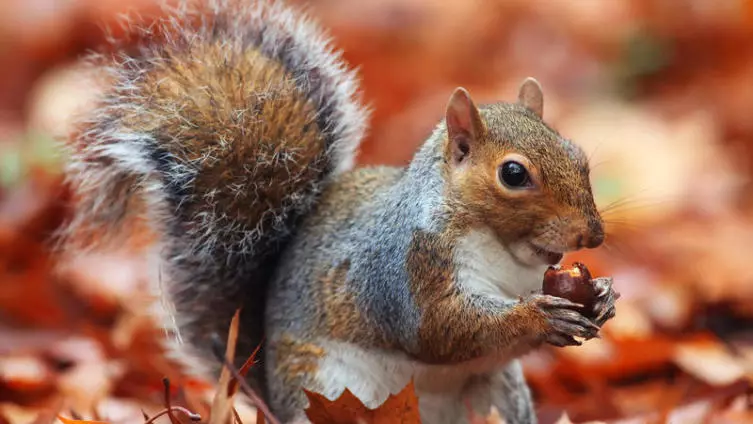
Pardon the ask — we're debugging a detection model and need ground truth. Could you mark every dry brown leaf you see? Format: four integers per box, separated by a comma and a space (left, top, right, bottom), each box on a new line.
554, 413, 575, 424
673, 339, 748, 386
303, 379, 420, 424
0, 356, 54, 392
227, 342, 261, 398
712, 394, 753, 423
209, 309, 241, 424
555, 412, 607, 424
56, 415, 109, 424
3, 1, 753, 424
303, 388, 366, 423
0, 355, 57, 406
373, 379, 420, 424
0, 403, 54, 424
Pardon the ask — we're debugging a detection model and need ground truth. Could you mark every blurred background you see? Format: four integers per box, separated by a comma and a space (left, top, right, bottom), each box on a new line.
2, 0, 753, 423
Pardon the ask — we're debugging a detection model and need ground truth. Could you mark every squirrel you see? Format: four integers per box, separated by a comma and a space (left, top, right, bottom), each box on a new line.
59, 0, 618, 423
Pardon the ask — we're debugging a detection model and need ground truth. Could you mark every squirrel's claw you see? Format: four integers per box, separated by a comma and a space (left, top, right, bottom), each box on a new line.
547, 333, 582, 347
593, 276, 613, 298
527, 294, 601, 347
591, 277, 618, 327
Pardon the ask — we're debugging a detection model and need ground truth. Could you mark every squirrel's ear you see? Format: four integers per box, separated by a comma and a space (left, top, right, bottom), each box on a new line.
445, 87, 484, 165
517, 77, 544, 118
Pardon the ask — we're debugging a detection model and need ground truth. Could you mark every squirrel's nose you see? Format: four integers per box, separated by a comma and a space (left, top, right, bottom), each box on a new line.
585, 230, 604, 248
576, 220, 605, 249
581, 220, 605, 249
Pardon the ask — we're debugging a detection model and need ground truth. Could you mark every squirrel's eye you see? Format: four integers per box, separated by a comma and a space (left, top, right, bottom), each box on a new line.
499, 161, 531, 188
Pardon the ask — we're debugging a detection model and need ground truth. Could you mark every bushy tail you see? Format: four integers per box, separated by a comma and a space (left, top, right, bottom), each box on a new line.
60, 0, 368, 387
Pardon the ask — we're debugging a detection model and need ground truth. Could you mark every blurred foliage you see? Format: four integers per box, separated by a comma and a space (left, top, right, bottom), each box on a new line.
1, 0, 753, 423
0, 132, 61, 188
613, 29, 674, 99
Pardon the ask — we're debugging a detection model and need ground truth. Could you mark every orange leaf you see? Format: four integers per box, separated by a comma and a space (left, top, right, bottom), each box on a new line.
303, 379, 421, 424
373, 379, 420, 424
228, 341, 262, 397
56, 415, 109, 424
303, 387, 367, 423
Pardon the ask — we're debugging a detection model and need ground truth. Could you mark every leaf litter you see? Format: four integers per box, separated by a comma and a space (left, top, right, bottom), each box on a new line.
3, 0, 753, 423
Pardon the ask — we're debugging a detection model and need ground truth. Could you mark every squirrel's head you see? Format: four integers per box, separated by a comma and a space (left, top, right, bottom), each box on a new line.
442, 78, 603, 267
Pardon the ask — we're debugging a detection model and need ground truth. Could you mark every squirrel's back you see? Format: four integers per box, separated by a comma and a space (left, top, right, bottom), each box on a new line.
61, 0, 368, 383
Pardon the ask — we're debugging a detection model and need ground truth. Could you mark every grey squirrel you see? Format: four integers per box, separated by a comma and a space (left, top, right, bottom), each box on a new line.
60, 0, 618, 422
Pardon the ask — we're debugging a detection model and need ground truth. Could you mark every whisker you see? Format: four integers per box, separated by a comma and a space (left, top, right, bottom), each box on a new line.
599, 238, 639, 258
586, 143, 605, 169
603, 219, 650, 231
599, 194, 677, 216
599, 196, 651, 212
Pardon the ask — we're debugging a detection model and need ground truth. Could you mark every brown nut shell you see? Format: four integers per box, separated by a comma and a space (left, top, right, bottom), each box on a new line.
542, 262, 598, 318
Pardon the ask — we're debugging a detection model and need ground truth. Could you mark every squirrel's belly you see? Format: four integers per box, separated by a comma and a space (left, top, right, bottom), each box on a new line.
313, 339, 513, 423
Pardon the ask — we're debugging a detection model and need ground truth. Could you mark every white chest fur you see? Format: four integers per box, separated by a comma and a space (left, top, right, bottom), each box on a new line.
315, 340, 521, 424
454, 227, 547, 299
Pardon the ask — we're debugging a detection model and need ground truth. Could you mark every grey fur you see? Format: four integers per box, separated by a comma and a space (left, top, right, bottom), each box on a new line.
264, 147, 446, 419
59, 0, 368, 383
264, 123, 546, 422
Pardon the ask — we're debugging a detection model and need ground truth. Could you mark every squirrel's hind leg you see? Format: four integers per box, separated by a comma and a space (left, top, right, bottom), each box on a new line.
464, 360, 538, 424
263, 335, 325, 423
265, 336, 416, 422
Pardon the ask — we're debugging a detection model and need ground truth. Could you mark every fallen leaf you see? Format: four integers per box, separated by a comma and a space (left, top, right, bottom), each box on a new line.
554, 413, 574, 424
555, 411, 607, 424
209, 309, 241, 424
673, 339, 747, 386
0, 355, 56, 405
303, 379, 420, 424
227, 342, 261, 397
303, 387, 372, 423
56, 415, 109, 424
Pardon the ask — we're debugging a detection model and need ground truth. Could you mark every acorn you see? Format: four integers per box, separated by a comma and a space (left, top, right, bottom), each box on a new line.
542, 262, 598, 318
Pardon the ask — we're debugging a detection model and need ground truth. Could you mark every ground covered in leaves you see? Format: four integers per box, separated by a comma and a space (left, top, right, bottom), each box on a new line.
2, 0, 753, 423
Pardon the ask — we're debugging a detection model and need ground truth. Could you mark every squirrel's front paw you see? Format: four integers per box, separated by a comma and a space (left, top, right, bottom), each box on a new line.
526, 294, 601, 347
591, 276, 618, 327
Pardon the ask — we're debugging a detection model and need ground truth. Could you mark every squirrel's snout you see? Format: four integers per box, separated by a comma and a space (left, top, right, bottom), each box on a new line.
581, 231, 604, 249
578, 220, 605, 249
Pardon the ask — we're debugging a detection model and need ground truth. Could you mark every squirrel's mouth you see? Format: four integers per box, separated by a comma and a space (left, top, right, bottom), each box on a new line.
530, 244, 564, 265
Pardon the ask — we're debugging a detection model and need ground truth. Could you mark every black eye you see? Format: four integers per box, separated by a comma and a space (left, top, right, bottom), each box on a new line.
499, 161, 531, 188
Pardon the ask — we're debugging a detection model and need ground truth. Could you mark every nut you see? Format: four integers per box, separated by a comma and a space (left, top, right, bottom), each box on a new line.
542, 262, 598, 318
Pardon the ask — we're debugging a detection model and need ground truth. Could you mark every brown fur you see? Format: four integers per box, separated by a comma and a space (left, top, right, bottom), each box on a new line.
442, 102, 603, 252
407, 229, 549, 364
59, 0, 371, 398
304, 167, 403, 348
124, 42, 326, 238
306, 166, 404, 228
313, 261, 391, 347
274, 334, 326, 393
404, 92, 602, 363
